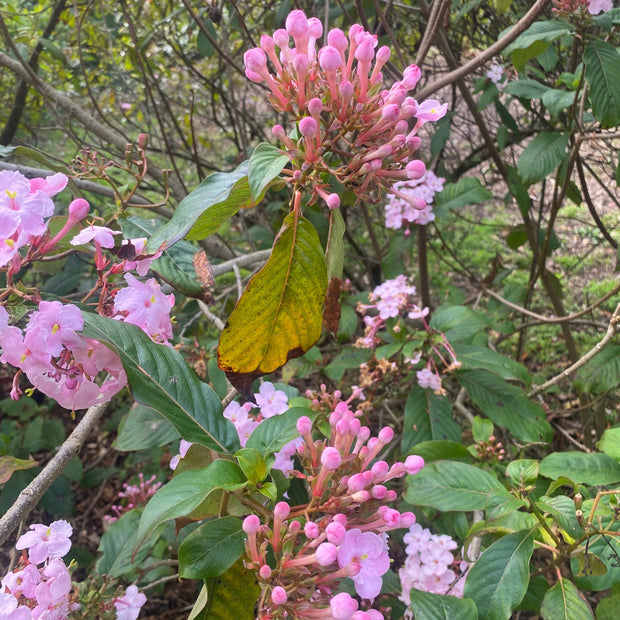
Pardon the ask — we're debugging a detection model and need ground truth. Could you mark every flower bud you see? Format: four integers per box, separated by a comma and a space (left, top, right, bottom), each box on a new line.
299, 117, 318, 137
304, 521, 319, 539
405, 454, 425, 475
406, 160, 426, 180
68, 198, 89, 221
259, 564, 272, 579
330, 592, 358, 618
316, 542, 338, 566
243, 515, 260, 534
274, 501, 290, 519
297, 415, 313, 435
326, 521, 346, 545
327, 28, 348, 52
319, 45, 343, 72
308, 97, 323, 116
271, 586, 288, 605
403, 64, 421, 90
326, 193, 340, 209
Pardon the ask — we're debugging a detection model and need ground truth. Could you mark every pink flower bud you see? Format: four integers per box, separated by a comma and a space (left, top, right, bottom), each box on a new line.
321, 447, 342, 470
330, 592, 359, 618
273, 29, 289, 49
355, 37, 375, 63
299, 117, 318, 137
308, 17, 323, 39
386, 490, 397, 501
350, 490, 370, 503
316, 542, 338, 566
286, 10, 308, 37
289, 520, 301, 534
403, 64, 421, 90
328, 28, 348, 52
274, 501, 290, 519
297, 415, 313, 435
242, 515, 260, 534
347, 473, 366, 493
326, 521, 346, 545
272, 125, 286, 140
68, 198, 89, 221
406, 160, 426, 180
326, 193, 340, 209
381, 104, 400, 121
308, 97, 323, 116
407, 134, 422, 151
375, 45, 391, 66
399, 512, 416, 528
244, 48, 268, 76
348, 24, 364, 42
260, 35, 275, 55
378, 427, 394, 443
304, 521, 319, 539
405, 454, 425, 475
271, 586, 288, 605
319, 45, 342, 72
371, 484, 388, 499
259, 564, 272, 579
339, 80, 354, 98
371, 461, 389, 479
333, 513, 348, 526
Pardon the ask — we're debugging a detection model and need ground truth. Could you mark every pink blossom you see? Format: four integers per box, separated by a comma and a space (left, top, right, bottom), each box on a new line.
416, 368, 442, 391
254, 381, 288, 417
113, 585, 147, 620
70, 224, 121, 248
337, 529, 390, 598
170, 439, 193, 470
0, 591, 33, 620
415, 99, 448, 123
1, 564, 41, 599
113, 273, 175, 343
588, 0, 613, 13
15, 520, 72, 564
330, 592, 359, 619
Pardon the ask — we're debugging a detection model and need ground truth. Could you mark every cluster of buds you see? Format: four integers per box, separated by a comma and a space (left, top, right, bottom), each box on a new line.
241, 401, 425, 618
244, 10, 447, 209
473, 435, 505, 462
104, 473, 162, 526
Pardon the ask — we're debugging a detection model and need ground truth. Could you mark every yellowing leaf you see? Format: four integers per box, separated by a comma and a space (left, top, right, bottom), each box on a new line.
218, 212, 327, 395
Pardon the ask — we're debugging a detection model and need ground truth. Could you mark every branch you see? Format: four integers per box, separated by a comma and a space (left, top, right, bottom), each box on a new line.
415, 0, 551, 101
0, 49, 184, 200
528, 303, 620, 398
0, 402, 108, 546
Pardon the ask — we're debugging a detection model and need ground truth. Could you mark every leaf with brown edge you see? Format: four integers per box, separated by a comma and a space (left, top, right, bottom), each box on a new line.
218, 212, 327, 396
0, 455, 38, 484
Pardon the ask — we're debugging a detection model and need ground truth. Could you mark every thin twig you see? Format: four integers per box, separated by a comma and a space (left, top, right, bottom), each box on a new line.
528, 303, 620, 398
0, 403, 108, 546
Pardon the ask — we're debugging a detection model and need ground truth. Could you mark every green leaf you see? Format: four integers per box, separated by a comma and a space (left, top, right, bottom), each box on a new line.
196, 20, 217, 58
114, 403, 179, 451
597, 427, 620, 461
201, 560, 261, 620
430, 306, 490, 343
325, 207, 346, 282
81, 314, 240, 453
504, 79, 550, 100
323, 346, 373, 382
146, 162, 251, 251
506, 166, 531, 217
539, 451, 620, 485
458, 370, 552, 443
573, 524, 620, 591
218, 213, 327, 394
596, 584, 620, 620
453, 344, 531, 385
179, 516, 245, 579
248, 143, 289, 200
235, 448, 267, 485
541, 578, 594, 620
135, 460, 246, 553
464, 530, 535, 620
517, 132, 570, 186
576, 345, 620, 394
404, 460, 511, 511
402, 385, 461, 453
434, 177, 493, 216
97, 510, 161, 578
409, 589, 478, 620
245, 406, 315, 456
504, 21, 573, 72
472, 416, 494, 443
0, 455, 38, 484
506, 459, 539, 487
584, 40, 620, 129
542, 89, 577, 119
406, 440, 471, 462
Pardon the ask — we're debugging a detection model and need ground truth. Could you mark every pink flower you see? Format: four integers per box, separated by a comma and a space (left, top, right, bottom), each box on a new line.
113, 273, 175, 343
415, 99, 448, 123
113, 585, 147, 620
254, 382, 288, 417
588, 0, 613, 13
169, 439, 193, 470
0, 591, 32, 620
70, 224, 121, 248
416, 368, 442, 391
330, 592, 359, 619
15, 520, 72, 564
1, 564, 41, 599
337, 529, 390, 599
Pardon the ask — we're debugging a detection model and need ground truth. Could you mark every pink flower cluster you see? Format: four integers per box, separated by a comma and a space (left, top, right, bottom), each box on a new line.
0, 171, 88, 270
398, 523, 469, 606
356, 275, 429, 348
104, 473, 163, 525
242, 401, 425, 618
0, 169, 175, 411
243, 10, 447, 209
0, 302, 126, 410
0, 520, 147, 620
384, 170, 445, 232
552, 0, 613, 15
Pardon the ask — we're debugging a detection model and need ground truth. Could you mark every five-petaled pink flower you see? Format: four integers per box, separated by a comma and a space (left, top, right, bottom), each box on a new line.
15, 520, 73, 564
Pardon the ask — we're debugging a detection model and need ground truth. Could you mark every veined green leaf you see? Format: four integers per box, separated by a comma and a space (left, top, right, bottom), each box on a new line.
248, 142, 289, 199
81, 314, 240, 453
517, 132, 569, 186
409, 589, 478, 620
539, 451, 620, 485
541, 578, 594, 620
584, 40, 620, 129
